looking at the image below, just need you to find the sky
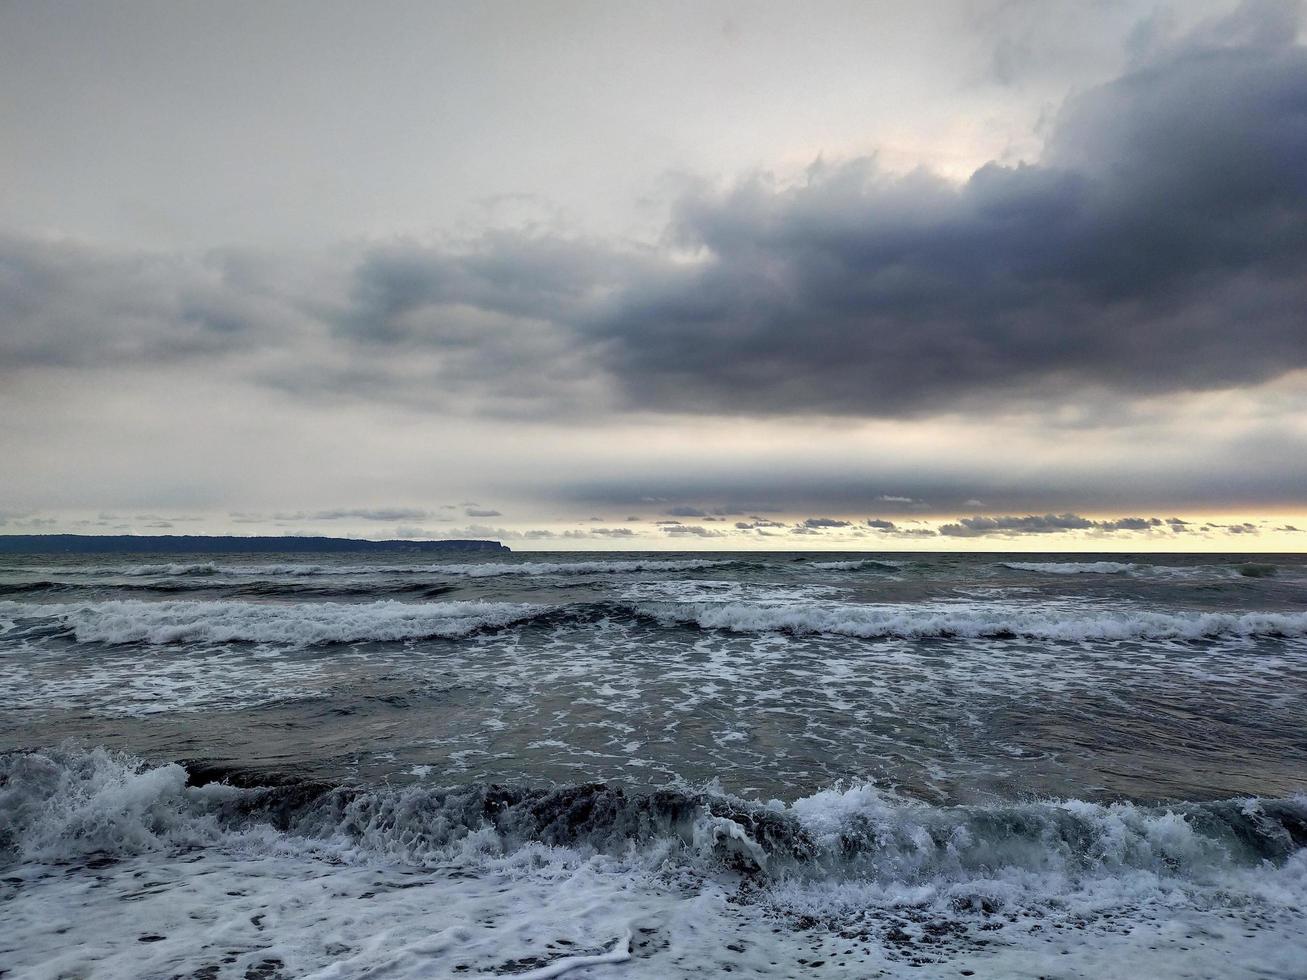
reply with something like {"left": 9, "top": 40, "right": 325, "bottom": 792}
{"left": 2, "top": 0, "right": 1305, "bottom": 551}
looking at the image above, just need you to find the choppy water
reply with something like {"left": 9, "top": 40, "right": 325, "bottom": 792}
{"left": 2, "top": 551, "right": 1306, "bottom": 978}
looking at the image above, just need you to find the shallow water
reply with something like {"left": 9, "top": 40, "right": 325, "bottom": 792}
{"left": 2, "top": 551, "right": 1306, "bottom": 977}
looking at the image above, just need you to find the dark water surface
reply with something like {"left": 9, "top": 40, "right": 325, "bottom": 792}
{"left": 3, "top": 551, "right": 1306, "bottom": 978}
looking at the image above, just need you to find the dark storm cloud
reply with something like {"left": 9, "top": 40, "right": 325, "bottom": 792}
{"left": 4, "top": 3, "right": 1306, "bottom": 432}
{"left": 578, "top": 4, "right": 1307, "bottom": 416}
{"left": 172, "top": 0, "right": 1302, "bottom": 422}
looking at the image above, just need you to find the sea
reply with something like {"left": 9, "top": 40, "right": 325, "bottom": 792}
{"left": 2, "top": 550, "right": 1306, "bottom": 979}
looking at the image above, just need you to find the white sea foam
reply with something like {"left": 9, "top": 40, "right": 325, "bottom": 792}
{"left": 0, "top": 598, "right": 543, "bottom": 646}
{"left": 639, "top": 599, "right": 1307, "bottom": 641}
{"left": 8, "top": 595, "right": 1307, "bottom": 648}
{"left": 618, "top": 579, "right": 842, "bottom": 603}
{"left": 3, "top": 748, "right": 1307, "bottom": 979}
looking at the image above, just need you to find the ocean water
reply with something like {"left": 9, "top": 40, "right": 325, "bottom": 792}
{"left": 2, "top": 551, "right": 1306, "bottom": 979}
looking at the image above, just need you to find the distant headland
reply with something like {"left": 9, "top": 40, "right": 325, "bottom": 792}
{"left": 0, "top": 535, "right": 510, "bottom": 554}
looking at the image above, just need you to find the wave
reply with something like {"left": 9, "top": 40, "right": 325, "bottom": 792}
{"left": 431, "top": 558, "right": 733, "bottom": 579}
{"left": 18, "top": 557, "right": 734, "bottom": 581}
{"left": 6, "top": 596, "right": 1307, "bottom": 647}
{"left": 7, "top": 749, "right": 1307, "bottom": 980}
{"left": 1001, "top": 561, "right": 1136, "bottom": 575}
{"left": 638, "top": 600, "right": 1307, "bottom": 641}
{"left": 123, "top": 562, "right": 223, "bottom": 576}
{"left": 807, "top": 560, "right": 900, "bottom": 572}
{"left": 0, "top": 598, "right": 546, "bottom": 646}
{"left": 0, "top": 579, "right": 458, "bottom": 600}
{"left": 1237, "top": 562, "right": 1279, "bottom": 578}
{"left": 0, "top": 580, "right": 81, "bottom": 596}
{"left": 4, "top": 747, "right": 1306, "bottom": 884}
{"left": 1002, "top": 560, "right": 1291, "bottom": 582}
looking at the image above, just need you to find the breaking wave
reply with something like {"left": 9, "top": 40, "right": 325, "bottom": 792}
{"left": 0, "top": 598, "right": 544, "bottom": 646}
{"left": 6, "top": 596, "right": 1307, "bottom": 647}
{"left": 4, "top": 746, "right": 1306, "bottom": 886}
{"left": 1001, "top": 560, "right": 1289, "bottom": 581}
{"left": 638, "top": 600, "right": 1307, "bottom": 641}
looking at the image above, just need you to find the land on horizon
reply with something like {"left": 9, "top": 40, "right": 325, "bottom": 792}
{"left": 0, "top": 534, "right": 510, "bottom": 554}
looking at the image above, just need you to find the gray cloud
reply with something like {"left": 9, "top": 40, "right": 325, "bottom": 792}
{"left": 393, "top": 525, "right": 432, "bottom": 538}
{"left": 939, "top": 513, "right": 1092, "bottom": 536}
{"left": 661, "top": 524, "right": 727, "bottom": 538}
{"left": 516, "top": 526, "right": 637, "bottom": 539}
{"left": 665, "top": 505, "right": 748, "bottom": 518}
{"left": 319, "top": 507, "right": 433, "bottom": 521}
{"left": 866, "top": 519, "right": 897, "bottom": 530}
{"left": 583, "top": 5, "right": 1307, "bottom": 416}
{"left": 220, "top": 508, "right": 444, "bottom": 526}
{"left": 6, "top": 6, "right": 1304, "bottom": 427}
{"left": 803, "top": 517, "right": 852, "bottom": 528}
{"left": 3, "top": 3, "right": 1306, "bottom": 540}
{"left": 0, "top": 235, "right": 301, "bottom": 372}
{"left": 276, "top": 3, "right": 1305, "bottom": 427}
{"left": 665, "top": 506, "right": 710, "bottom": 518}
{"left": 1206, "top": 520, "right": 1263, "bottom": 534}
{"left": 550, "top": 419, "right": 1307, "bottom": 515}
{"left": 937, "top": 513, "right": 1196, "bottom": 537}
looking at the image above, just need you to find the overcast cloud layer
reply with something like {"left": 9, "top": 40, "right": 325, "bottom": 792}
{"left": 1, "top": 1, "right": 1305, "bottom": 547}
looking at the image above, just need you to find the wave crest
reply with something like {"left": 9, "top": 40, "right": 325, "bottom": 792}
{"left": 7, "top": 596, "right": 1307, "bottom": 647}
{"left": 5, "top": 748, "right": 1307, "bottom": 884}
{"left": 639, "top": 600, "right": 1307, "bottom": 641}
{"left": 1002, "top": 561, "right": 1136, "bottom": 575}
{"left": 0, "top": 598, "right": 544, "bottom": 646}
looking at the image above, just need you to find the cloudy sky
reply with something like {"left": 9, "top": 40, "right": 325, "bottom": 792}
{"left": 2, "top": 0, "right": 1305, "bottom": 550}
